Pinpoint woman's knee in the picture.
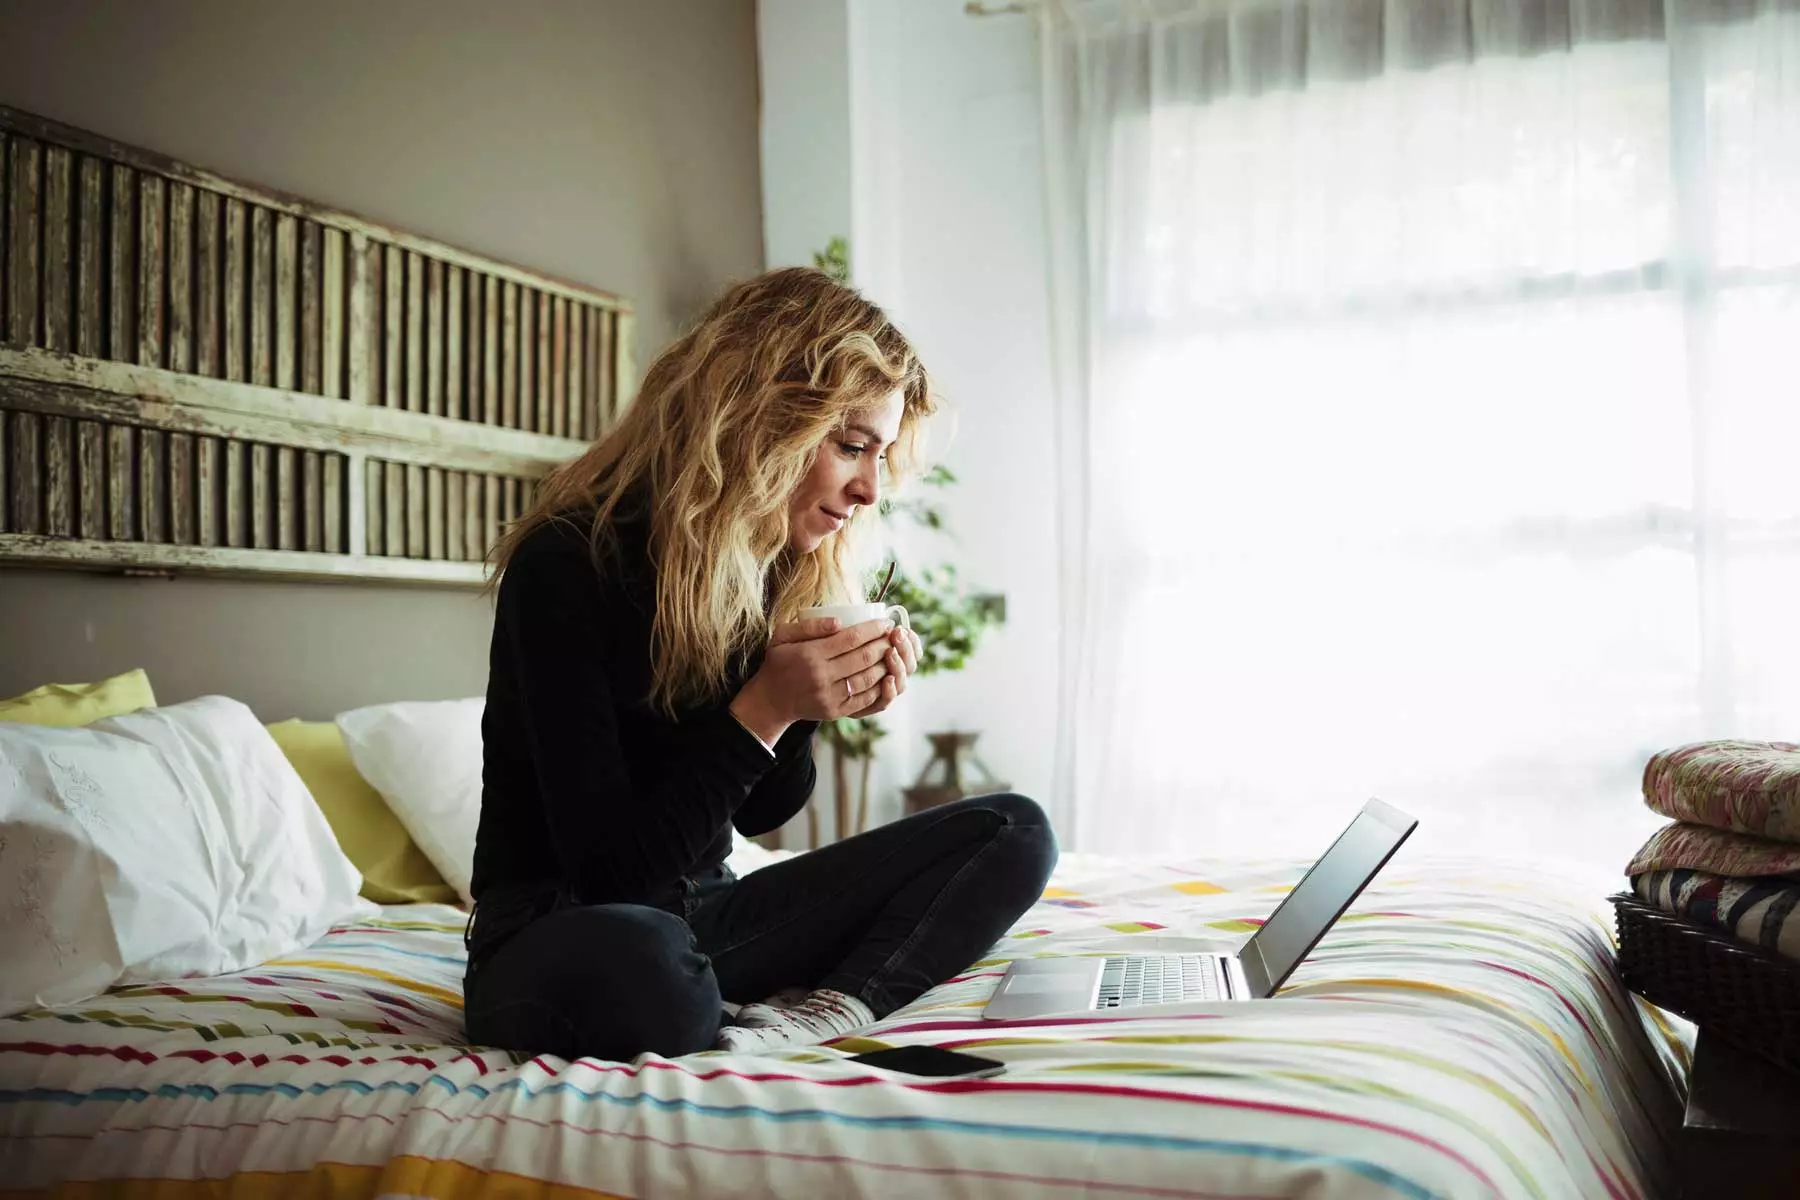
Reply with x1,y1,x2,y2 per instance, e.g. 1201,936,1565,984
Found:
466,903,720,1060
978,792,1059,892
980,791,1050,831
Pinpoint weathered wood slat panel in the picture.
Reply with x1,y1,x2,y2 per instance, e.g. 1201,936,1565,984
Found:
110,166,139,360
614,311,636,418
426,257,445,416
365,457,384,556
10,411,42,532
535,291,552,434
567,303,584,441
300,449,321,551
43,415,71,536
0,110,624,588
224,437,248,548
347,232,373,404
76,157,104,357
300,222,322,394
168,431,194,545
426,465,445,560
383,244,403,408
584,305,602,438
194,189,220,376
138,175,165,368
483,473,500,559
2,533,489,585
167,181,193,372
106,425,135,540
197,436,220,546
274,213,298,390
483,275,500,425
41,146,72,353
322,453,344,553
462,471,482,561
0,131,7,348
276,445,298,550
76,420,103,538
9,136,41,346
250,442,272,549
550,294,568,439
405,251,423,412
321,228,345,398
384,460,405,556
445,469,465,562
446,264,463,420
405,462,425,558
600,307,617,435
249,205,273,386
519,287,537,431
3,104,631,318
500,280,518,429
464,271,483,421
3,353,586,478
223,198,246,381
138,427,166,543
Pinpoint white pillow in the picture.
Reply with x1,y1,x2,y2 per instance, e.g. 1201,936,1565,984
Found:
337,698,484,905
0,696,369,1016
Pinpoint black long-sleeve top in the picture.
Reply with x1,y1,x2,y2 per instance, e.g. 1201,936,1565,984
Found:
471,509,818,906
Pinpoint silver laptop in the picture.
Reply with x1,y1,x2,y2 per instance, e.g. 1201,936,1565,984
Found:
983,798,1417,1020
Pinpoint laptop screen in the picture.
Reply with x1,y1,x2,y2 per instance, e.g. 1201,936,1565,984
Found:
1241,800,1416,997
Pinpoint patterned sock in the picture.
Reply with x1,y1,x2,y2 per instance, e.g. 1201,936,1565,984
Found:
714,989,877,1053
720,985,810,1023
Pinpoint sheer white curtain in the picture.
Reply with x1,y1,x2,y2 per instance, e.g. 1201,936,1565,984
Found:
1041,0,1800,870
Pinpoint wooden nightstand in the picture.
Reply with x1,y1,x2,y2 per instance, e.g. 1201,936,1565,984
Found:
1678,1031,1800,1199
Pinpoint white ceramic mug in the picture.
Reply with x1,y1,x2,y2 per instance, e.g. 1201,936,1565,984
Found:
801,602,911,631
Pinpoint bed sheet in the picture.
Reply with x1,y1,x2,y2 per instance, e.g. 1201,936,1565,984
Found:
0,853,1688,1199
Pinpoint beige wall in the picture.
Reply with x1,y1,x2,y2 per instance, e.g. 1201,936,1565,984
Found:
0,0,763,718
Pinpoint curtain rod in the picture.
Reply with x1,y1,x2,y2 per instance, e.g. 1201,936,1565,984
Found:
965,1,1034,15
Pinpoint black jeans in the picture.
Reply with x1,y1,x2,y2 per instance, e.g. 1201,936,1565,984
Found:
462,792,1057,1061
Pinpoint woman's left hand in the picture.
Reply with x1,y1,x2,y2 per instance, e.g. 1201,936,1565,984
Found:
849,626,922,719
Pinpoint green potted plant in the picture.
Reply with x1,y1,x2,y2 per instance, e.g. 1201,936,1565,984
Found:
806,235,1004,843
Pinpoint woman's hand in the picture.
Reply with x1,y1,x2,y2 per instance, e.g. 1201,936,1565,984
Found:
848,625,922,719
730,617,899,744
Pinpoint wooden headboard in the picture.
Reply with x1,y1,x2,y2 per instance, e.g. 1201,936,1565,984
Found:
0,105,632,587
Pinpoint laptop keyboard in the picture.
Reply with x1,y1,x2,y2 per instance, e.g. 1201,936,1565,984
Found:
1096,955,1224,1008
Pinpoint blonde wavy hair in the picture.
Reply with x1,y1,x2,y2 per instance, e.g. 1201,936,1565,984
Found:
491,267,937,717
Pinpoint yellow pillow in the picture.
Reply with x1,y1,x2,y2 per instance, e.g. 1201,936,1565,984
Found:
0,668,158,727
266,719,460,906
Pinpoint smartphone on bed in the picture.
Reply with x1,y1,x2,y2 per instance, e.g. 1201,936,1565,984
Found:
847,1045,1005,1079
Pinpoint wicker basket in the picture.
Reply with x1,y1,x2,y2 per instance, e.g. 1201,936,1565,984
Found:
1612,892,1800,1074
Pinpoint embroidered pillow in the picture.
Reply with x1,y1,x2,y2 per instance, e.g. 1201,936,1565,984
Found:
0,696,369,1016
1626,821,1800,880
1644,740,1800,843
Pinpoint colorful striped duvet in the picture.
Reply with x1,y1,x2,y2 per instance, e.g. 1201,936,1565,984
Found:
0,854,1687,1199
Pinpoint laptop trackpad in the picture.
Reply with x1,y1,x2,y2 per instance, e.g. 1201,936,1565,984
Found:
1005,975,1080,995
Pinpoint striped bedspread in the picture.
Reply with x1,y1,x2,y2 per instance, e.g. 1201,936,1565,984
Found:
0,854,1687,1199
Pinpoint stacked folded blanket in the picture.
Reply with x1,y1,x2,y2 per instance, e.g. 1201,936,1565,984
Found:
1627,739,1800,961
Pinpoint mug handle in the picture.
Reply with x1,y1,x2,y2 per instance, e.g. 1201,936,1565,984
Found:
883,604,911,631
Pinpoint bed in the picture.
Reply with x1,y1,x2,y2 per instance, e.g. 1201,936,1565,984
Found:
0,851,1689,1199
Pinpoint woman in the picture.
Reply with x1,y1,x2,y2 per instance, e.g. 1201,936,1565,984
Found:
464,267,1057,1060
